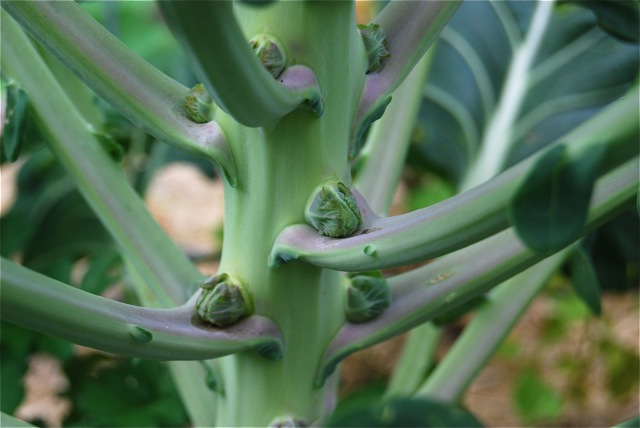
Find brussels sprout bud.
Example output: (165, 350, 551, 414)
(196, 273, 254, 327)
(305, 179, 362, 238)
(185, 83, 215, 123)
(249, 34, 287, 79)
(358, 23, 390, 73)
(345, 271, 391, 323)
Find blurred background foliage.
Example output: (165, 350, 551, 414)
(1, 1, 638, 426)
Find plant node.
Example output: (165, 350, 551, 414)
(345, 271, 391, 323)
(358, 22, 390, 74)
(249, 34, 287, 79)
(196, 273, 254, 327)
(185, 83, 215, 123)
(305, 178, 362, 238)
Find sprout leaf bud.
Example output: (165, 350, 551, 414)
(185, 83, 215, 123)
(196, 273, 254, 327)
(345, 271, 391, 323)
(305, 179, 362, 238)
(249, 34, 287, 79)
(358, 23, 390, 73)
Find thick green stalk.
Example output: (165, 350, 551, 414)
(1, 0, 236, 184)
(206, 2, 366, 425)
(415, 248, 571, 402)
(1, 11, 197, 306)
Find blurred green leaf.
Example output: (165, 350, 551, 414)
(584, 210, 639, 291)
(64, 358, 188, 427)
(615, 415, 640, 428)
(570, 245, 601, 315)
(406, 171, 455, 211)
(0, 322, 73, 414)
(411, 0, 638, 185)
(600, 339, 640, 398)
(513, 369, 563, 424)
(509, 143, 605, 251)
(326, 397, 483, 427)
(1, 84, 29, 162)
(566, 0, 640, 43)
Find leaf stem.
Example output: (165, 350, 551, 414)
(1, 1, 236, 184)
(353, 1, 462, 146)
(1, 258, 283, 361)
(2, 12, 201, 306)
(415, 247, 571, 402)
(158, 1, 324, 129)
(354, 51, 433, 216)
(270, 87, 639, 271)
(315, 156, 638, 385)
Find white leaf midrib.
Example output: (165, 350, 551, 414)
(460, 0, 555, 192)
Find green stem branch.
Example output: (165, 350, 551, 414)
(1, 0, 236, 184)
(270, 88, 639, 271)
(316, 157, 638, 385)
(354, 51, 433, 216)
(352, 1, 461, 147)
(158, 1, 324, 129)
(2, 12, 200, 306)
(0, 258, 283, 361)
(415, 247, 571, 402)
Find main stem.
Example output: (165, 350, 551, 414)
(212, 3, 366, 425)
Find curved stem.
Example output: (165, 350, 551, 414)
(2, 12, 200, 306)
(354, 51, 433, 216)
(1, 1, 236, 184)
(415, 247, 571, 403)
(158, 1, 324, 129)
(315, 157, 638, 385)
(352, 1, 461, 147)
(1, 258, 283, 361)
(270, 88, 639, 271)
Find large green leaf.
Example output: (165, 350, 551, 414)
(509, 142, 605, 251)
(326, 397, 483, 427)
(411, 0, 639, 187)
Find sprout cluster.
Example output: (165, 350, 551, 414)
(345, 271, 391, 323)
(249, 34, 287, 79)
(185, 83, 215, 123)
(196, 273, 253, 327)
(305, 179, 362, 238)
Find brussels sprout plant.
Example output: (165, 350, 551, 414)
(1, 0, 638, 426)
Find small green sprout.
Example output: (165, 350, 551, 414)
(185, 83, 215, 123)
(196, 273, 254, 327)
(305, 178, 362, 238)
(358, 22, 390, 73)
(345, 271, 391, 323)
(249, 34, 287, 79)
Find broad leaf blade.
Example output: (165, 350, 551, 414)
(509, 143, 605, 251)
(570, 245, 601, 315)
(326, 397, 483, 427)
(566, 0, 640, 42)
(1, 84, 29, 162)
(412, 0, 639, 186)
